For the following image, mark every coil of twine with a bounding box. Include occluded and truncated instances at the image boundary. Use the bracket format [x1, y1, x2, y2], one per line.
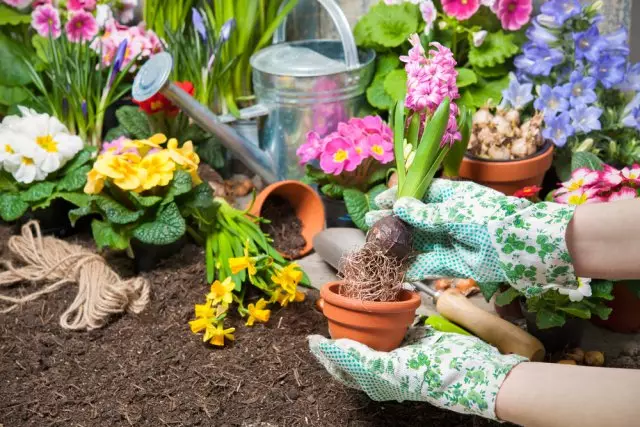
[0, 221, 150, 330]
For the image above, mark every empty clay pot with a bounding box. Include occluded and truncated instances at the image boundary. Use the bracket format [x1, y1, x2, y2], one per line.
[457, 142, 554, 195]
[249, 180, 325, 259]
[318, 281, 421, 351]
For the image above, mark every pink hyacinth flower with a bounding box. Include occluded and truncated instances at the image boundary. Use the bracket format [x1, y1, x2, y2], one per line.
[554, 187, 602, 205]
[608, 186, 638, 202]
[67, 0, 96, 11]
[496, 0, 532, 31]
[65, 10, 98, 43]
[296, 131, 324, 165]
[31, 4, 61, 39]
[319, 136, 361, 175]
[441, 0, 481, 20]
[3, 0, 32, 8]
[621, 164, 640, 185]
[365, 133, 394, 164]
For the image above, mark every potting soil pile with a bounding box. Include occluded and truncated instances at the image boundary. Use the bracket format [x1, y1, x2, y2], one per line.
[260, 195, 306, 258]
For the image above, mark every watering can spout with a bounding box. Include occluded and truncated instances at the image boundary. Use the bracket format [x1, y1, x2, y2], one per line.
[132, 52, 279, 184]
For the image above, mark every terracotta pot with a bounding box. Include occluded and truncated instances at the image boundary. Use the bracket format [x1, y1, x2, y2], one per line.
[318, 281, 422, 351]
[592, 281, 640, 333]
[457, 142, 554, 195]
[249, 180, 325, 259]
[521, 301, 584, 355]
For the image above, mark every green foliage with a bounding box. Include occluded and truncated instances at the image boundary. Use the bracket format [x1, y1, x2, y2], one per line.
[92, 220, 130, 251]
[468, 31, 519, 68]
[132, 202, 187, 245]
[196, 137, 225, 170]
[56, 165, 91, 192]
[478, 282, 502, 302]
[0, 193, 29, 221]
[0, 32, 34, 109]
[455, 68, 478, 88]
[344, 183, 390, 232]
[19, 182, 57, 203]
[321, 183, 345, 199]
[354, 2, 420, 49]
[494, 287, 521, 307]
[458, 75, 510, 109]
[366, 76, 395, 111]
[383, 69, 407, 102]
[162, 170, 193, 204]
[115, 106, 152, 139]
[570, 151, 604, 173]
[0, 4, 31, 25]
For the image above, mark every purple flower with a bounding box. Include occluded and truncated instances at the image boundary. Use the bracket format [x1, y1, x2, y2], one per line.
[81, 100, 88, 118]
[500, 74, 534, 110]
[602, 27, 630, 57]
[534, 84, 569, 118]
[191, 8, 207, 42]
[526, 17, 558, 46]
[542, 112, 574, 147]
[569, 105, 602, 133]
[219, 18, 235, 43]
[618, 63, 640, 92]
[622, 94, 640, 130]
[573, 25, 604, 63]
[107, 39, 128, 89]
[563, 71, 597, 107]
[591, 54, 627, 88]
[540, 0, 581, 25]
[31, 4, 61, 39]
[516, 43, 564, 76]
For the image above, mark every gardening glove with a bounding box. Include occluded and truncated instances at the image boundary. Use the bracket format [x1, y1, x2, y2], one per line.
[308, 327, 527, 421]
[365, 179, 577, 297]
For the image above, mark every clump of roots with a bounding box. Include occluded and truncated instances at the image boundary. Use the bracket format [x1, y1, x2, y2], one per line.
[338, 241, 412, 302]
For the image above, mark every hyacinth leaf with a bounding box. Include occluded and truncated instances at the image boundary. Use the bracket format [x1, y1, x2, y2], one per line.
[19, 181, 56, 202]
[383, 69, 407, 102]
[571, 152, 604, 173]
[0, 5, 31, 25]
[0, 193, 28, 221]
[91, 219, 130, 251]
[442, 107, 472, 178]
[455, 68, 478, 88]
[393, 100, 406, 186]
[115, 106, 151, 140]
[94, 195, 143, 224]
[407, 112, 421, 147]
[366, 76, 395, 111]
[57, 165, 91, 192]
[468, 31, 519, 68]
[132, 202, 186, 245]
[414, 146, 449, 201]
[536, 308, 566, 329]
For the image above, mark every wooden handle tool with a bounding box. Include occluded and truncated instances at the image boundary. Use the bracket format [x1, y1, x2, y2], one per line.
[413, 282, 545, 361]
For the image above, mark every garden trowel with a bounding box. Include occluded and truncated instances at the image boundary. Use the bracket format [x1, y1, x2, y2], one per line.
[313, 228, 545, 361]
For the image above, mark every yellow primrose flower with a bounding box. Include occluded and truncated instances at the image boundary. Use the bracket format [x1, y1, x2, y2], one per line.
[93, 153, 146, 191]
[84, 169, 105, 194]
[206, 277, 235, 306]
[228, 245, 257, 276]
[138, 150, 176, 191]
[167, 138, 202, 185]
[189, 300, 215, 334]
[246, 298, 271, 326]
[203, 323, 236, 346]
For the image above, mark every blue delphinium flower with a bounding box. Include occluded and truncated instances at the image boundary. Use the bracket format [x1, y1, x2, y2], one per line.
[543, 112, 575, 147]
[516, 43, 564, 76]
[622, 93, 640, 130]
[618, 63, 640, 92]
[563, 70, 597, 107]
[540, 0, 582, 25]
[591, 54, 627, 88]
[500, 74, 534, 110]
[570, 105, 603, 133]
[192, 8, 207, 43]
[534, 84, 569, 118]
[602, 27, 630, 57]
[526, 18, 558, 46]
[573, 25, 604, 63]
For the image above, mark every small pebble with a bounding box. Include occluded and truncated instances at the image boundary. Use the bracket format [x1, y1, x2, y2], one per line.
[584, 351, 605, 367]
[557, 360, 577, 365]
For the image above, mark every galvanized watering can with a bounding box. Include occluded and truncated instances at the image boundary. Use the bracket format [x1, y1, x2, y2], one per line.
[132, 0, 375, 184]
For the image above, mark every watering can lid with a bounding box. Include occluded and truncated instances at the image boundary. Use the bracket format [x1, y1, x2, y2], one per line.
[251, 43, 350, 77]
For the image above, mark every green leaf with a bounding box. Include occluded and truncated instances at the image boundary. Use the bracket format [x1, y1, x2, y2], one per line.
[91, 219, 130, 251]
[60, 148, 95, 174]
[536, 308, 566, 329]
[132, 202, 186, 245]
[94, 195, 143, 224]
[57, 192, 91, 207]
[366, 76, 395, 111]
[0, 33, 32, 87]
[375, 54, 401, 78]
[361, 2, 420, 48]
[69, 205, 95, 226]
[590, 280, 614, 300]
[20, 181, 56, 202]
[465, 75, 510, 108]
[115, 105, 151, 139]
[456, 68, 478, 88]
[183, 183, 215, 210]
[104, 126, 130, 142]
[0, 84, 29, 106]
[182, 124, 208, 142]
[31, 35, 49, 65]
[56, 165, 90, 192]
[320, 183, 344, 199]
[0, 5, 31, 25]
[163, 169, 192, 204]
[303, 165, 327, 185]
[383, 69, 407, 102]
[590, 303, 613, 321]
[474, 63, 510, 79]
[0, 171, 18, 192]
[468, 31, 519, 68]
[558, 304, 591, 319]
[367, 168, 389, 186]
[571, 151, 604, 173]
[367, 184, 388, 210]
[495, 287, 521, 307]
[479, 282, 501, 302]
[343, 189, 369, 231]
[0, 193, 28, 221]
[129, 191, 163, 208]
[197, 137, 225, 170]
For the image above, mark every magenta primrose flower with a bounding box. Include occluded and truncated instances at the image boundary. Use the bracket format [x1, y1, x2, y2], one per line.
[608, 186, 638, 202]
[600, 164, 624, 187]
[496, 0, 533, 31]
[555, 163, 640, 205]
[100, 136, 137, 156]
[3, 0, 32, 8]
[365, 133, 394, 164]
[319, 136, 361, 176]
[296, 131, 325, 165]
[65, 10, 98, 43]
[31, 4, 61, 39]
[441, 0, 481, 20]
[621, 165, 640, 185]
[67, 0, 96, 11]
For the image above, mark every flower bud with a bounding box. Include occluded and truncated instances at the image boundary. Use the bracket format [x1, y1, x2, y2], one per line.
[472, 30, 488, 47]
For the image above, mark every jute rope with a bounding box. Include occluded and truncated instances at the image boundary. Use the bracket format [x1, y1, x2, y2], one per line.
[0, 221, 150, 330]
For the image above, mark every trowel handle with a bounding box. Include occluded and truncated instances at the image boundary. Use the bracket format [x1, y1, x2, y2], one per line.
[436, 289, 545, 361]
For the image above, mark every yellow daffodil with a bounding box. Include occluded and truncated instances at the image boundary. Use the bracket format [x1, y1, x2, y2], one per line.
[206, 277, 235, 306]
[93, 152, 146, 191]
[138, 150, 176, 190]
[203, 322, 236, 346]
[270, 287, 305, 307]
[189, 300, 215, 334]
[271, 263, 303, 293]
[246, 298, 271, 326]
[167, 138, 202, 185]
[228, 245, 257, 276]
[84, 169, 105, 194]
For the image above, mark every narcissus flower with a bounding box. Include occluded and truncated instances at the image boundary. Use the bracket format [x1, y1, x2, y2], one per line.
[270, 287, 305, 307]
[228, 245, 257, 276]
[189, 300, 215, 334]
[203, 322, 235, 346]
[207, 277, 235, 306]
[246, 298, 271, 326]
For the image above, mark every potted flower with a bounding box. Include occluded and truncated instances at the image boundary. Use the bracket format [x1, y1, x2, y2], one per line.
[0, 107, 93, 236]
[73, 133, 214, 272]
[507, 0, 640, 180]
[296, 115, 394, 230]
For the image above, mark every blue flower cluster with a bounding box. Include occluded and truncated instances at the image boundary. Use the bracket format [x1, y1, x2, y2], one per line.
[502, 0, 640, 148]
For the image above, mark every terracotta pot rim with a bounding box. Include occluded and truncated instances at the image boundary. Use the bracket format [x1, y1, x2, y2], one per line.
[463, 141, 554, 166]
[320, 281, 421, 314]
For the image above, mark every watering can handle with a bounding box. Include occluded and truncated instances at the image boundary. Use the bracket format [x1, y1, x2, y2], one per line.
[273, 0, 360, 70]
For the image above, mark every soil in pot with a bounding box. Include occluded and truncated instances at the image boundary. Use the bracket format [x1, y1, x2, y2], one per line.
[321, 194, 356, 228]
[259, 195, 307, 259]
[522, 301, 585, 355]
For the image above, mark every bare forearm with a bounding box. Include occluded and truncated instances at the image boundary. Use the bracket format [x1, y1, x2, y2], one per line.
[496, 363, 640, 427]
[567, 199, 640, 280]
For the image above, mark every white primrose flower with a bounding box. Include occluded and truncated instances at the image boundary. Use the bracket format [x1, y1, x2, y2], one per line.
[559, 277, 592, 302]
[3, 138, 47, 184]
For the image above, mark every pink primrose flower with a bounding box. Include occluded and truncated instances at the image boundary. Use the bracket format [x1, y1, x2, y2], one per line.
[441, 0, 481, 20]
[599, 164, 624, 188]
[621, 164, 640, 185]
[319, 135, 362, 175]
[554, 187, 602, 205]
[496, 0, 532, 31]
[65, 10, 98, 43]
[67, 0, 96, 11]
[365, 133, 394, 164]
[608, 186, 638, 202]
[31, 4, 61, 38]
[296, 131, 324, 165]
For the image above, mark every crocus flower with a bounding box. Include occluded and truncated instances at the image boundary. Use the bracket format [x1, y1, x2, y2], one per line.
[621, 164, 640, 185]
[500, 74, 534, 110]
[65, 10, 98, 43]
[219, 18, 235, 42]
[540, 0, 581, 25]
[496, 0, 532, 31]
[559, 277, 592, 302]
[319, 136, 361, 175]
[420, 0, 437, 34]
[191, 8, 207, 42]
[591, 54, 627, 88]
[569, 105, 602, 133]
[31, 4, 61, 39]
[621, 93, 640, 130]
[563, 71, 597, 107]
[297, 131, 324, 165]
[534, 84, 569, 119]
[573, 25, 604, 63]
[67, 0, 96, 11]
[441, 0, 480, 20]
[542, 112, 574, 147]
[608, 186, 638, 202]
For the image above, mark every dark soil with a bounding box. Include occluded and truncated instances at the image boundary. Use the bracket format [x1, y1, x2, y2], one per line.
[260, 196, 306, 259]
[0, 225, 503, 427]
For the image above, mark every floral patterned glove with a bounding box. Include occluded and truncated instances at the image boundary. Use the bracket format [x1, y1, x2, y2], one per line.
[365, 179, 577, 296]
[309, 328, 527, 421]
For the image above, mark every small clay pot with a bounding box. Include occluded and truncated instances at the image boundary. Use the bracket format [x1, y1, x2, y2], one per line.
[457, 142, 554, 195]
[318, 281, 422, 352]
[321, 195, 356, 228]
[592, 281, 640, 333]
[131, 236, 187, 273]
[521, 301, 585, 355]
[249, 180, 325, 259]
